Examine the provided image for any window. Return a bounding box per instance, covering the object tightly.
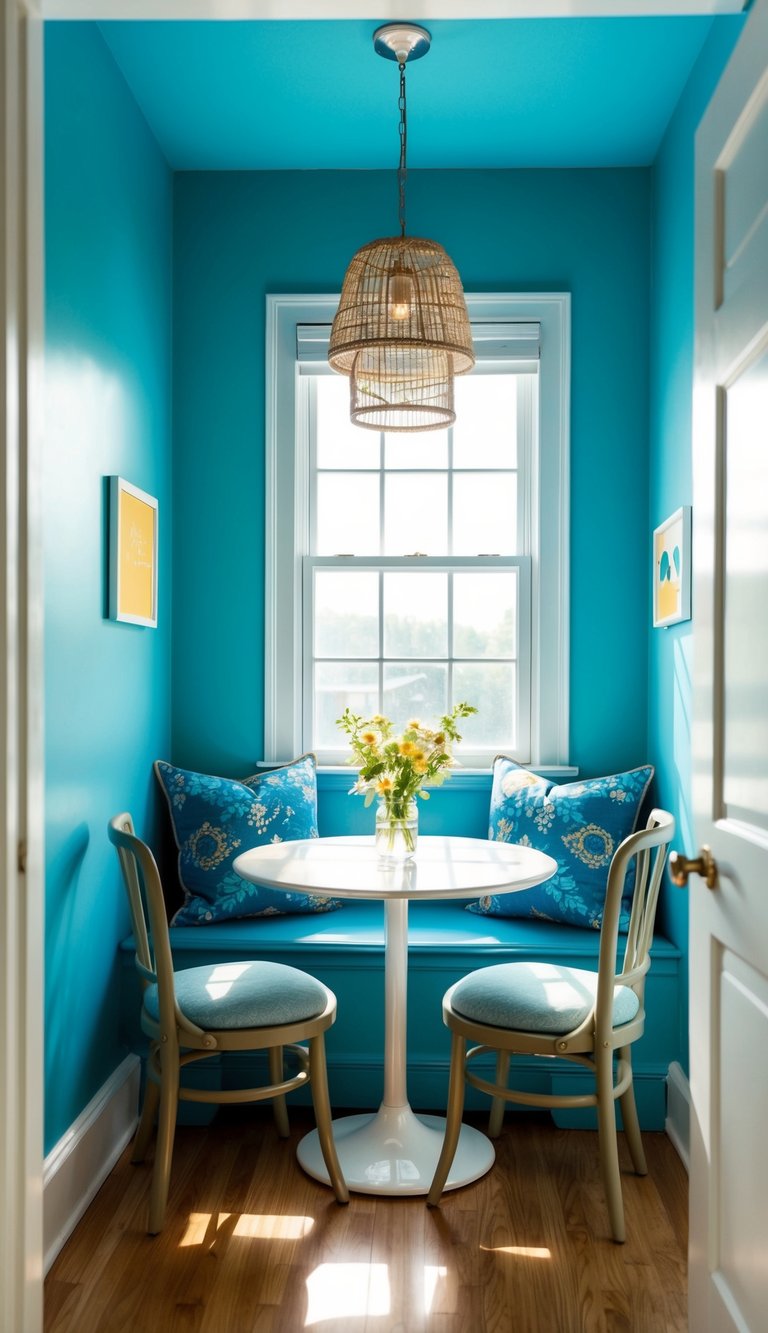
[266,294,570,769]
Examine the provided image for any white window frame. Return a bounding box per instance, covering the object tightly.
[265,292,570,769]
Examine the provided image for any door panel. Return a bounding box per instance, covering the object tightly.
[722,350,768,828]
[691,1,768,1327]
[715,949,768,1329]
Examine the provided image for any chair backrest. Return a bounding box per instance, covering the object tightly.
[594,808,675,1043]
[108,812,181,1036]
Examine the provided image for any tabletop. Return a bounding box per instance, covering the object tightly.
[233,834,557,901]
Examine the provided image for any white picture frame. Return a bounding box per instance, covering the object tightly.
[653,505,691,628]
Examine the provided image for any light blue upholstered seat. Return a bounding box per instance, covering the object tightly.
[144,960,330,1030]
[451,961,640,1034]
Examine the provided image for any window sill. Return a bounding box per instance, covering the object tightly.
[315,765,578,792]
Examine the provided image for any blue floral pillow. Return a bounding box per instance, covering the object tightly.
[154,754,341,925]
[467,757,654,930]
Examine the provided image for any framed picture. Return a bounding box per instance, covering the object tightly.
[109,476,158,627]
[653,506,691,628]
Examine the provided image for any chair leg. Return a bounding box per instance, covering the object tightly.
[427,1030,467,1208]
[308,1034,349,1205]
[268,1046,290,1139]
[132,1052,160,1163]
[595,1045,625,1243]
[148,1046,179,1235]
[488,1049,510,1139]
[618,1047,647,1175]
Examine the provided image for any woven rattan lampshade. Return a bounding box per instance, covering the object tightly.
[350,345,454,431]
[330,25,474,430]
[329,235,475,382]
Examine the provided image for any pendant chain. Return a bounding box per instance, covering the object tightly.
[398,61,407,238]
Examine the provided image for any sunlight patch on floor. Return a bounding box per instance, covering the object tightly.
[423,1265,450,1313]
[179,1212,314,1246]
[305,1263,390,1324]
[303,1262,456,1323]
[480,1243,552,1259]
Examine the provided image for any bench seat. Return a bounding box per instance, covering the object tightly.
[119,900,681,1130]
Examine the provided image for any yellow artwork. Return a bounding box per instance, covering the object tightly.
[109,477,158,627]
[653,507,691,628]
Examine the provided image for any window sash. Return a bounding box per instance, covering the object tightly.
[308,372,534,560]
[303,555,532,766]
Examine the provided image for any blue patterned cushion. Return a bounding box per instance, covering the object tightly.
[467,757,653,930]
[154,755,341,925]
[450,961,640,1033]
[144,960,330,1029]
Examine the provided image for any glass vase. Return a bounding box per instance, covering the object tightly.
[375,796,418,863]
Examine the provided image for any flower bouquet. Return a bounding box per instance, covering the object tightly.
[337,702,477,861]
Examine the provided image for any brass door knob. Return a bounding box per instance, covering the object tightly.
[669,846,719,890]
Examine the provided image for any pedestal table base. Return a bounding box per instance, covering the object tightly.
[297,1102,495,1196]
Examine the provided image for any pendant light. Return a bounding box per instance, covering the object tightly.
[328,24,475,432]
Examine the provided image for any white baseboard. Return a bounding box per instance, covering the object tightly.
[43,1054,140,1273]
[665,1060,690,1172]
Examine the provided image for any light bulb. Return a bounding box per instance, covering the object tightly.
[388,270,413,321]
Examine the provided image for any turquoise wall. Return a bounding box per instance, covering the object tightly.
[648,15,744,1069]
[172,167,652,797]
[44,23,173,1153]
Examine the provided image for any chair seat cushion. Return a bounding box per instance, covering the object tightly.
[144,960,330,1030]
[450,961,640,1034]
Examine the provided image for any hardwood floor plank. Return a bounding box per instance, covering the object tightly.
[45,1108,688,1333]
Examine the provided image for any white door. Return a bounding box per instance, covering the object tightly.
[0,5,45,1332]
[688,2,768,1327]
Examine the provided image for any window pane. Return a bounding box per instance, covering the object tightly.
[454,571,517,658]
[384,473,448,554]
[384,572,448,657]
[316,376,380,469]
[453,663,517,750]
[383,663,448,732]
[316,473,380,554]
[314,570,379,657]
[314,661,382,748]
[453,374,517,468]
[452,473,517,555]
[385,432,448,470]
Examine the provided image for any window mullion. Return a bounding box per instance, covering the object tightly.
[447,570,454,712]
[379,431,385,555]
[378,568,384,715]
[447,423,454,556]
[517,373,534,557]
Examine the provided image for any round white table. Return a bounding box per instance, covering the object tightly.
[233,835,556,1197]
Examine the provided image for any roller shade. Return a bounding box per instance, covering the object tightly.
[296,321,540,367]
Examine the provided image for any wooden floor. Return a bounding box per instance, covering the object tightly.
[45,1107,688,1333]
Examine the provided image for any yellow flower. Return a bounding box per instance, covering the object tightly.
[414,759,428,774]
[377,777,394,793]
[361,731,378,746]
[407,718,421,730]
[433,732,445,746]
[399,741,416,756]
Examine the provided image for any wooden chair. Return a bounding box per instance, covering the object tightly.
[426,809,675,1242]
[109,813,348,1232]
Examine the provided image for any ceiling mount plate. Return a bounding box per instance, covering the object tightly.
[373,23,431,65]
